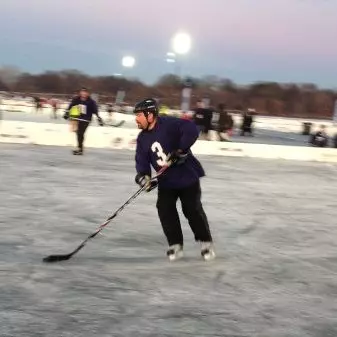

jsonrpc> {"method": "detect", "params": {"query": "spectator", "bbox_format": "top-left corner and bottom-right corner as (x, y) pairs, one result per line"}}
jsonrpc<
(193, 100), (213, 140)
(333, 134), (337, 148)
(49, 98), (59, 119)
(217, 103), (234, 141)
(107, 103), (113, 121)
(240, 108), (255, 136)
(33, 96), (42, 113)
(309, 124), (329, 147)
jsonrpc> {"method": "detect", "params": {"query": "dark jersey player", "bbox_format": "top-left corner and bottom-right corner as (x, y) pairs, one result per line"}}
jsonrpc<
(134, 98), (215, 261)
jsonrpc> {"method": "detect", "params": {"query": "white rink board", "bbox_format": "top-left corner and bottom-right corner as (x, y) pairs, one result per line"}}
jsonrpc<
(2, 98), (337, 134)
(1, 120), (337, 163)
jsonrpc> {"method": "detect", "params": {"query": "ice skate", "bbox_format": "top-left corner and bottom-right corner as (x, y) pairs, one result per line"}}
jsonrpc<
(166, 244), (183, 261)
(201, 242), (216, 261)
(72, 149), (83, 155)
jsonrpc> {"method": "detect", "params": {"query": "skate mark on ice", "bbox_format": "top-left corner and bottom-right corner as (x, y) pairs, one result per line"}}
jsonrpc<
(238, 223), (258, 235)
(81, 256), (166, 265)
(114, 235), (164, 248)
(234, 218), (260, 237)
(213, 270), (226, 285)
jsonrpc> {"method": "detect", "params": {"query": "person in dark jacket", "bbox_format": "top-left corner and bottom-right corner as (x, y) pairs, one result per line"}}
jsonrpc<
(134, 98), (215, 262)
(333, 133), (337, 148)
(63, 87), (104, 155)
(33, 96), (42, 113)
(193, 100), (213, 140)
(217, 103), (234, 141)
(107, 103), (113, 121)
(240, 108), (255, 136)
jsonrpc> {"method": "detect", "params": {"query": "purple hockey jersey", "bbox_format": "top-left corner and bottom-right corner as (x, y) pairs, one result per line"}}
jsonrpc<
(135, 116), (205, 189)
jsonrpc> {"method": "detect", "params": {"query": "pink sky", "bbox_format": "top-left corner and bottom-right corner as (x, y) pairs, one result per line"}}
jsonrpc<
(1, 0), (337, 86)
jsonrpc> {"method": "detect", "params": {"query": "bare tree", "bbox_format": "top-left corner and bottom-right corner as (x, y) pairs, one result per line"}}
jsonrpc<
(0, 67), (335, 118)
(0, 65), (21, 89)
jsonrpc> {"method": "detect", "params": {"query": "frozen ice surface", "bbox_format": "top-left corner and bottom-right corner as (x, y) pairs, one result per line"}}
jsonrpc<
(1, 143), (337, 337)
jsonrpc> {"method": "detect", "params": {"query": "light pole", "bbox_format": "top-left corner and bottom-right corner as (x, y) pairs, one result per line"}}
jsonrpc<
(112, 56), (136, 109)
(171, 32), (192, 113)
(166, 52), (178, 75)
(171, 32), (192, 78)
(166, 52), (176, 62)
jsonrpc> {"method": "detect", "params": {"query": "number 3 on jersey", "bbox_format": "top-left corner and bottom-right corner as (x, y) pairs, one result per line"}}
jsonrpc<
(151, 141), (167, 166)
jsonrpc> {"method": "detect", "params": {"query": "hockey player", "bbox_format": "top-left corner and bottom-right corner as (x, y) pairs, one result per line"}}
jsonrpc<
(63, 87), (104, 155)
(133, 98), (215, 261)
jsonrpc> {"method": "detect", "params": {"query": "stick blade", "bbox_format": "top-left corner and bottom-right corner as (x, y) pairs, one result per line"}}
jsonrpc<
(107, 120), (125, 127)
(43, 254), (72, 263)
(115, 120), (125, 127)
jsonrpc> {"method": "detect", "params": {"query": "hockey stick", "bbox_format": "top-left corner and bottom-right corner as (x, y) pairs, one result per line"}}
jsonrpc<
(42, 165), (170, 263)
(105, 120), (125, 128)
(69, 117), (90, 123)
(69, 117), (125, 128)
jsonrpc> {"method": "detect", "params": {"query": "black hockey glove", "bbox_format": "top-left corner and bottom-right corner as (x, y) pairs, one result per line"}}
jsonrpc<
(135, 173), (158, 192)
(167, 150), (189, 166)
(63, 112), (69, 120)
(97, 117), (104, 126)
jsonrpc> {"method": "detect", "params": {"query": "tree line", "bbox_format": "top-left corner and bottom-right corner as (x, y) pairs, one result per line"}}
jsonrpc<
(0, 66), (336, 118)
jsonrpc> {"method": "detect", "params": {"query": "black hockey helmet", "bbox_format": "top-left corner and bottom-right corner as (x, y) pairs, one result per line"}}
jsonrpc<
(133, 98), (159, 117)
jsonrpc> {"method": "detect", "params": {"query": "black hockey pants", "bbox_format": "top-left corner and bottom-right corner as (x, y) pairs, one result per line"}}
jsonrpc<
(76, 121), (89, 151)
(156, 181), (213, 246)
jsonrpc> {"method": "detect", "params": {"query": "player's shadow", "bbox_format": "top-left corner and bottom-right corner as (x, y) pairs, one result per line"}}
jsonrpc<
(78, 255), (167, 264)
(77, 255), (222, 266)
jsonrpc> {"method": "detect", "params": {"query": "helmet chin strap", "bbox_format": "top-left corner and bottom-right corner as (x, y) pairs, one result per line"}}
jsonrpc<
(140, 112), (156, 131)
(145, 115), (149, 130)
(145, 114), (153, 131)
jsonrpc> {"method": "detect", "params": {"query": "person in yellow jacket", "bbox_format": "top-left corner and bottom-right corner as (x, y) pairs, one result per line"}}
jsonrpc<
(68, 104), (81, 132)
(63, 87), (104, 155)
(159, 105), (169, 116)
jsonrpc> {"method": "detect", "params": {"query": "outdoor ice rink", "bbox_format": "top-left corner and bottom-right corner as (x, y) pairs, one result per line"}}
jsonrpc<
(1, 143), (337, 337)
